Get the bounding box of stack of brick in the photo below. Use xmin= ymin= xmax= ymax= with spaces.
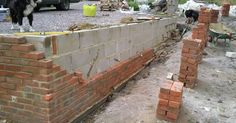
xmin=222 ymin=3 xmax=230 ymax=17
xmin=191 ymin=23 xmax=208 ymax=63
xmin=156 ymin=80 xmax=184 ymax=122
xmin=192 ymin=23 xmax=208 ymax=47
xmin=210 ymin=9 xmax=219 ymax=23
xmin=198 ymin=8 xmax=212 ymax=24
xmin=179 ymin=37 xmax=202 ymax=88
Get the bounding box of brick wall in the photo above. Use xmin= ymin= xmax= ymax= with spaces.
xmin=0 ymin=35 xmax=155 ymax=123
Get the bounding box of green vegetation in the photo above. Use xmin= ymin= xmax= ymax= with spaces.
xmin=178 ymin=0 xmax=236 ymax=5
xmin=128 ymin=1 xmax=140 ymax=11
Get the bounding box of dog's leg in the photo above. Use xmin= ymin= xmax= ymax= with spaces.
xmin=10 ymin=9 xmax=19 ymax=30
xmin=17 ymin=14 xmax=24 ymax=32
xmin=28 ymin=13 xmax=35 ymax=32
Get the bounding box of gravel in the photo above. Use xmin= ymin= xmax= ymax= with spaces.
xmin=0 ymin=1 xmax=141 ymax=34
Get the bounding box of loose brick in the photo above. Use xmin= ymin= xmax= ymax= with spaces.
xmin=170 ymin=82 xmax=183 ymax=97
xmin=169 ymin=101 xmax=181 ymax=109
xmin=167 ymin=112 xmax=179 ymax=120
xmin=159 ymin=98 xmax=168 ymax=106
xmin=160 ymin=80 xmax=173 ymax=94
xmin=156 ymin=108 xmax=166 ymax=115
xmin=159 ymin=93 xmax=169 ymax=100
xmin=158 ymin=103 xmax=168 ymax=111
xmin=169 ymin=95 xmax=182 ymax=102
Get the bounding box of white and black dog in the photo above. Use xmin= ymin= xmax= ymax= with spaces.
xmin=9 ymin=0 xmax=41 ymax=32
xmin=184 ymin=9 xmax=199 ymax=24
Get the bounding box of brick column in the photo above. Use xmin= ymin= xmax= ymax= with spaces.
xmin=222 ymin=3 xmax=230 ymax=17
xmin=156 ymin=80 xmax=183 ymax=122
xmin=178 ymin=37 xmax=202 ymax=88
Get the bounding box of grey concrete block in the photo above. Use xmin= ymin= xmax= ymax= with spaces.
xmin=79 ymin=30 xmax=98 ymax=48
xmin=52 ymin=53 xmax=73 ymax=73
xmin=120 ymin=50 xmax=130 ymax=61
xmin=105 ymin=41 xmax=117 ymax=57
xmin=56 ymin=33 xmax=80 ymax=55
xmin=89 ymin=44 xmax=106 ymax=60
xmin=71 ymin=49 xmax=91 ymax=69
xmin=96 ymin=59 xmax=110 ymax=73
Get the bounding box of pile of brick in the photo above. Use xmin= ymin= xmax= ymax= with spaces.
xmin=156 ymin=80 xmax=184 ymax=122
xmin=222 ymin=3 xmax=230 ymax=17
xmin=179 ymin=37 xmax=202 ymax=88
xmin=210 ymin=9 xmax=219 ymax=23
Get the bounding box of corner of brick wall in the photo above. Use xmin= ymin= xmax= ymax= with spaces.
xmin=0 ymin=35 xmax=155 ymax=123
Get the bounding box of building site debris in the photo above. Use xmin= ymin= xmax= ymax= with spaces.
xmin=120 ymin=16 xmax=135 ymax=24
xmin=225 ymin=52 xmax=236 ymax=58
xmin=68 ymin=23 xmax=100 ymax=31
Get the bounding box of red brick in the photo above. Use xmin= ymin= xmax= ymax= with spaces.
xmin=170 ymin=82 xmax=183 ymax=97
xmin=4 ymin=65 xmax=21 ymax=71
xmin=54 ymin=70 xmax=67 ymax=78
xmin=34 ymin=74 xmax=53 ymax=82
xmin=51 ymin=36 xmax=57 ymax=55
xmin=38 ymin=60 xmax=53 ymax=68
xmin=68 ymin=76 xmax=79 ymax=84
xmin=169 ymin=101 xmax=181 ymax=109
xmin=166 ymin=112 xmax=179 ymax=120
xmin=32 ymin=87 xmax=52 ymax=95
xmin=15 ymin=72 xmax=32 ymax=79
xmin=187 ymin=58 xmax=198 ymax=65
xmin=22 ymin=51 xmax=45 ymax=60
xmin=160 ymin=80 xmax=173 ymax=94
xmin=169 ymin=95 xmax=182 ymax=102
xmin=158 ymin=103 xmax=168 ymax=111
xmin=156 ymin=108 xmax=166 ymax=115
xmin=0 ymin=36 xmax=26 ymax=44
xmin=159 ymin=93 xmax=169 ymax=100
xmin=0 ymin=83 xmax=16 ymax=90
xmin=182 ymin=47 xmax=189 ymax=53
xmin=11 ymin=44 xmax=34 ymax=52
xmin=44 ymin=94 xmax=53 ymax=101
xmin=159 ymin=98 xmax=168 ymax=106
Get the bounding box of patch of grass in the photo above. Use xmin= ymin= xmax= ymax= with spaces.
xmin=128 ymin=1 xmax=140 ymax=11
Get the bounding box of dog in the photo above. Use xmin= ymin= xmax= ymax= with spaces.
xmin=9 ymin=0 xmax=42 ymax=32
xmin=184 ymin=9 xmax=199 ymax=24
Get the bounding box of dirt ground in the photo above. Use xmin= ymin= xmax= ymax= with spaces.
xmin=82 ymin=17 xmax=236 ymax=123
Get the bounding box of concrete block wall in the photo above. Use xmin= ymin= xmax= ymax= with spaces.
xmin=25 ymin=18 xmax=176 ymax=79
xmin=0 ymin=18 xmax=176 ymax=123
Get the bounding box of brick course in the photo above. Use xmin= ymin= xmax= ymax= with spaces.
xmin=0 ymin=35 xmax=155 ymax=123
